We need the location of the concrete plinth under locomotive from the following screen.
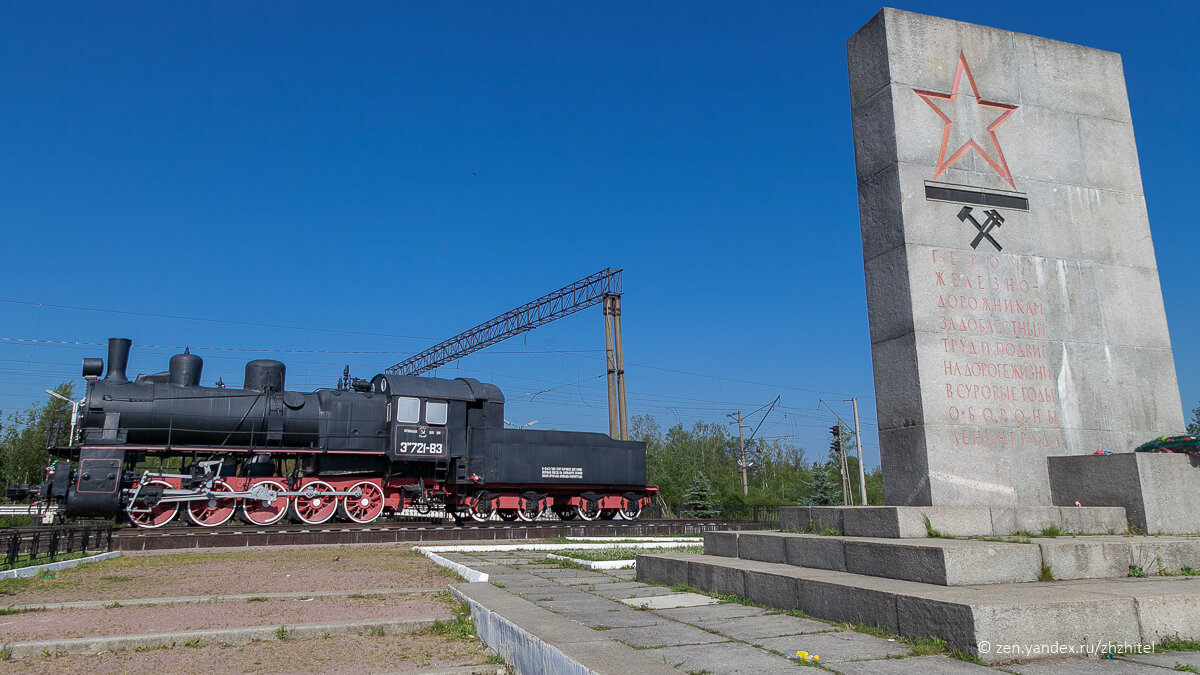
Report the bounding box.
[42,338,656,528]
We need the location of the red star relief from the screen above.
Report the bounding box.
[914,52,1018,189]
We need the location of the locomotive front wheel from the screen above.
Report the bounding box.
[339,481,385,524]
[575,503,600,521]
[241,480,290,526]
[127,479,179,529]
[184,480,238,528]
[291,480,338,525]
[469,500,495,522]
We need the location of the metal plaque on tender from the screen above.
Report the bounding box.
[391,425,448,458]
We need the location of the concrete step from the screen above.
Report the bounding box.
[636,551,1200,665]
[780,505,1128,538]
[706,530,1200,585]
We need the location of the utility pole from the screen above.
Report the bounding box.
[736,411,748,496]
[851,397,867,506]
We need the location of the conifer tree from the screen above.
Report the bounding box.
[681,471,719,518]
[804,464,842,506]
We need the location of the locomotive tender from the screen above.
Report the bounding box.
[40,338,655,528]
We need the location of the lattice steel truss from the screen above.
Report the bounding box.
[385,268,623,376]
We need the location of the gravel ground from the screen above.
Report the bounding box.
[0,593,447,642]
[0,630,499,673]
[0,544,456,606]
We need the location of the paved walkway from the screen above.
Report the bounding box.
[444,548,1200,674]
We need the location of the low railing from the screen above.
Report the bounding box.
[2,525,113,570]
[661,504,782,526]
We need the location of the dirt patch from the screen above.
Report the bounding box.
[0,593,450,642]
[0,545,458,606]
[0,629,499,673]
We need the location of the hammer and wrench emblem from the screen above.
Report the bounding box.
[957,206,1004,251]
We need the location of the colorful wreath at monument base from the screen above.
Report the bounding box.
[1134,435,1200,458]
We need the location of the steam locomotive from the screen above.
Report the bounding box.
[33,338,655,528]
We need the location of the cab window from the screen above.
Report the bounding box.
[426,400,448,426]
[395,397,420,424]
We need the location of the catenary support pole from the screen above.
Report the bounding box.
[853,397,867,505]
[611,295,629,440]
[603,295,619,439]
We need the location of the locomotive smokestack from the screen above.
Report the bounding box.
[104,338,132,384]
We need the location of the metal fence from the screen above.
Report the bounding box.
[654,504,781,526]
[2,525,113,570]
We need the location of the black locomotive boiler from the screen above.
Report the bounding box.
[39,338,655,528]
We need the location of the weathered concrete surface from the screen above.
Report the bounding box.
[637,552,1200,664]
[849,8,1184,507]
[1050,452,1200,534]
[779,506,1127,538]
[452,582,678,675]
[702,530,1197,584]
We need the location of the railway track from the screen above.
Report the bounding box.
[111,518,763,551]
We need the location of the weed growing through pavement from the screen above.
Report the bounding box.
[1038,563,1056,582]
[1160,636,1200,652]
[275,626,289,641]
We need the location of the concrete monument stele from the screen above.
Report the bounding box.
[848,8,1184,506]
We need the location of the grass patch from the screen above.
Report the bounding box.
[104,601,123,609]
[1174,663,1198,673]
[275,625,289,641]
[1038,563,1055,582]
[0,550,91,572]
[426,601,477,641]
[246,597,269,602]
[592,625,612,631]
[1160,636,1200,652]
[1129,565,1148,578]
[1182,566,1198,576]
[555,546,701,562]
[842,618,893,640]
[1039,524,1065,537]
[905,635,947,656]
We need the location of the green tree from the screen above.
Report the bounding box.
[804,463,842,506]
[681,472,719,518]
[1188,402,1200,436]
[0,384,74,490]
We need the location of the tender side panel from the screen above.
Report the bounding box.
[477,428,647,486]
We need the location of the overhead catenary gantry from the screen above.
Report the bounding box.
[385,268,629,439]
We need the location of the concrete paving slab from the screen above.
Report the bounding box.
[536,599,622,615]
[596,585,679,600]
[1008,659,1167,674]
[1122,651,1200,670]
[564,609,670,629]
[757,629,909,662]
[646,641,805,674]
[694,613,836,640]
[827,655,997,674]
[603,622,731,648]
[620,592,720,609]
[654,602,770,623]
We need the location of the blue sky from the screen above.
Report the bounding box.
[1,1,1196,469]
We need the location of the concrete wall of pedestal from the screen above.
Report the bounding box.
[849,9,1183,506]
